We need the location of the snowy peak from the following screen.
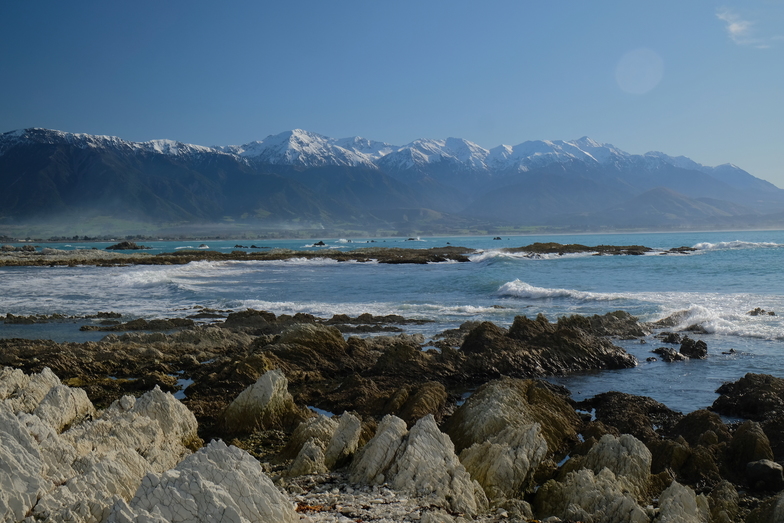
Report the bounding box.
[376,137,490,172]
[0,128,218,158]
[221,129,379,169]
[1,127,771,194]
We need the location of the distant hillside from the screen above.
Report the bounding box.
[2,127,784,235]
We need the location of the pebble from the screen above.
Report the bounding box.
[282,471,532,522]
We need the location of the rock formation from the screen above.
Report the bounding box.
[221,368,311,434]
[350,414,488,516]
[442,377,581,456]
[107,440,298,523]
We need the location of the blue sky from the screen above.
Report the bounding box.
[2,1,783,185]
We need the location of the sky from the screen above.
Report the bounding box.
[2,1,783,185]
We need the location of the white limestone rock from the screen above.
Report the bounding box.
[535,468,649,523]
[288,438,328,477]
[62,387,197,473]
[33,383,96,432]
[350,414,408,485]
[31,447,149,523]
[18,411,78,485]
[0,403,51,522]
[0,366,29,400]
[351,414,488,516]
[222,369,305,433]
[284,413,338,459]
[107,440,298,523]
[656,480,709,523]
[388,415,488,516]
[129,386,198,446]
[459,422,547,500]
[3,367,61,414]
[581,433,652,501]
[324,411,362,470]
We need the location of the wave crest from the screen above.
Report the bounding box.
[497,280,625,301]
[693,240,783,251]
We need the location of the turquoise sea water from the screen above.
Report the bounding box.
[2,230,784,415]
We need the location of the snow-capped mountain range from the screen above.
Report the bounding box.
[1,126,782,232]
[0,127,752,181]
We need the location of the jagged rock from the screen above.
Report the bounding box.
[460,314,638,379]
[32,383,95,432]
[350,414,408,485]
[281,414,338,459]
[3,366,60,413]
[387,415,488,515]
[728,421,774,472]
[459,422,547,500]
[534,468,649,523]
[712,373,784,421]
[579,391,683,443]
[350,414,488,516]
[655,480,710,523]
[652,347,688,362]
[679,337,707,359]
[33,447,150,523]
[287,438,328,477]
[107,440,298,523]
[221,369,310,434]
[0,366,29,399]
[558,310,651,338]
[387,381,448,426]
[747,459,784,491]
[658,332,683,344]
[746,491,784,523]
[669,409,731,446]
[580,433,652,501]
[442,378,581,457]
[0,403,51,522]
[708,481,740,523]
[324,412,362,470]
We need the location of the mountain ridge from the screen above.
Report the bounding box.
[2,127,783,235]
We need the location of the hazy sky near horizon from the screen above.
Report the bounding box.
[2,1,783,185]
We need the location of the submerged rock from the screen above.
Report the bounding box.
[680,336,708,359]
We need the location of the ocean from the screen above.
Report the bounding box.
[2,230,784,416]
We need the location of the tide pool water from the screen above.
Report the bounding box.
[2,230,784,414]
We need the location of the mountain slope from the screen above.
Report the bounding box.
[2,127,784,233]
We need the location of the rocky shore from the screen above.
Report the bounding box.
[0,242,696,267]
[2,308,784,522]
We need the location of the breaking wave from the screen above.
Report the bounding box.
[692,240,783,251]
[497,280,627,301]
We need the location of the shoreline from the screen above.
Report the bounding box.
[1,309,782,521]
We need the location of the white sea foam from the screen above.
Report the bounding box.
[497,280,627,301]
[470,250,598,262]
[693,240,783,251]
